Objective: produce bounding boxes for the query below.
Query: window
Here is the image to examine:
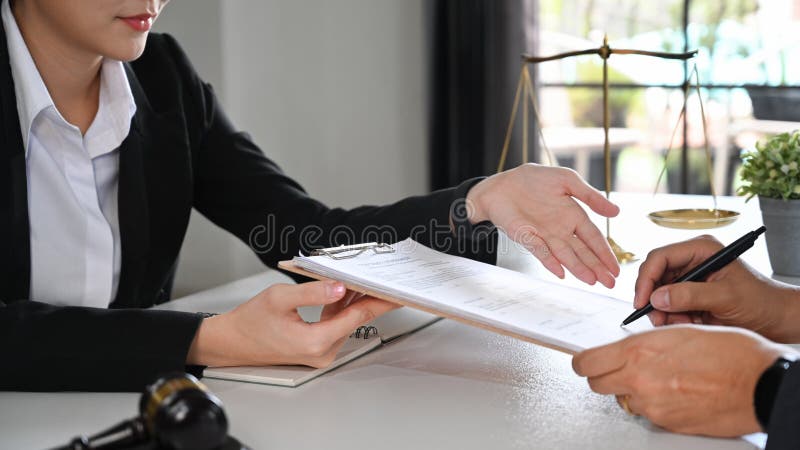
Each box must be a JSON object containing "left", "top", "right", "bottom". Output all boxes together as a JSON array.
[{"left": 535, "top": 0, "right": 800, "bottom": 195}]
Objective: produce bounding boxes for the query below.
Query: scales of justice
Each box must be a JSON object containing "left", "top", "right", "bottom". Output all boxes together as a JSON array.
[{"left": 497, "top": 36, "right": 740, "bottom": 264}]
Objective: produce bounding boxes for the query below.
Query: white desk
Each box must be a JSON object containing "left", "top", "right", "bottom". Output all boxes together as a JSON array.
[{"left": 1, "top": 193, "right": 780, "bottom": 450}]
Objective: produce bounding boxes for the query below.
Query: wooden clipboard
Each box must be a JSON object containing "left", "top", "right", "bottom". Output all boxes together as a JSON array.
[{"left": 278, "top": 259, "right": 579, "bottom": 356}]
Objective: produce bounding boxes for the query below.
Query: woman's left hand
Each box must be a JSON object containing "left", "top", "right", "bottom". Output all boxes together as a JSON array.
[
  {"left": 467, "top": 164, "right": 620, "bottom": 288},
  {"left": 572, "top": 325, "right": 795, "bottom": 437}
]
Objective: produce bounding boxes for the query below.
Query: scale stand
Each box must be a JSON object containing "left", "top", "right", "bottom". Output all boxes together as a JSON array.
[{"left": 498, "top": 36, "right": 737, "bottom": 263}]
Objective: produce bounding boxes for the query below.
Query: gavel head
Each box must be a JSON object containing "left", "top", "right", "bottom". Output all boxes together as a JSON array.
[{"left": 139, "top": 373, "right": 228, "bottom": 450}]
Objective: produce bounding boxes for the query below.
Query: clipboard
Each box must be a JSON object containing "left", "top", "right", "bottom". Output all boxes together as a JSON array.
[{"left": 279, "top": 242, "right": 641, "bottom": 356}]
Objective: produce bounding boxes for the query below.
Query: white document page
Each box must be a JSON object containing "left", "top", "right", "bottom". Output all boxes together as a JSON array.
[{"left": 295, "top": 239, "right": 651, "bottom": 353}]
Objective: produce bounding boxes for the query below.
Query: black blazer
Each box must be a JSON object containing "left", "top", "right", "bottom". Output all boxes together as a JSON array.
[{"left": 0, "top": 22, "right": 495, "bottom": 390}]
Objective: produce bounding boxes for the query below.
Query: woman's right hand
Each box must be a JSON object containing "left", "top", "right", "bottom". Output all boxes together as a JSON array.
[
  {"left": 187, "top": 281, "right": 398, "bottom": 367},
  {"left": 634, "top": 235, "right": 800, "bottom": 342}
]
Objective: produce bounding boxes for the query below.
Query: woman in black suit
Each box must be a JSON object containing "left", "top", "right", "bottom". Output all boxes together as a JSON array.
[{"left": 0, "top": 0, "right": 621, "bottom": 391}]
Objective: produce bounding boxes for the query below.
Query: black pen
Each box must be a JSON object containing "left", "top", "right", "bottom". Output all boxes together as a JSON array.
[{"left": 621, "top": 226, "right": 767, "bottom": 326}]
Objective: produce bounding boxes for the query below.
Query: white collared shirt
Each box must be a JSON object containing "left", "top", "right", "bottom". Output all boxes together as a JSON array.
[{"left": 2, "top": 0, "right": 136, "bottom": 308}]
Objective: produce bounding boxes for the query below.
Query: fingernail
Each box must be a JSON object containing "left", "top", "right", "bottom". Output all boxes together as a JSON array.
[
  {"left": 651, "top": 289, "right": 670, "bottom": 310},
  {"left": 326, "top": 281, "right": 345, "bottom": 298}
]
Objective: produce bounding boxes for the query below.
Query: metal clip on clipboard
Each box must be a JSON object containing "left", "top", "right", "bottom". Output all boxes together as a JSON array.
[{"left": 310, "top": 242, "right": 395, "bottom": 260}]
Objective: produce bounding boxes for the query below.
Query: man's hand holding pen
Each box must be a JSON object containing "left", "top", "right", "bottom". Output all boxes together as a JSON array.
[
  {"left": 573, "top": 234, "right": 800, "bottom": 437},
  {"left": 632, "top": 234, "right": 800, "bottom": 341}
]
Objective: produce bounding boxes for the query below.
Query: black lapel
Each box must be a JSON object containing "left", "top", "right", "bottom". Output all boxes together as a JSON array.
[
  {"left": 0, "top": 0, "right": 31, "bottom": 302},
  {"left": 112, "top": 62, "right": 193, "bottom": 309},
  {"left": 112, "top": 75, "right": 151, "bottom": 308}
]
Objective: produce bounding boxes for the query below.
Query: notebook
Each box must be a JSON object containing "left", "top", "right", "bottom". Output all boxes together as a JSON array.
[
  {"left": 204, "top": 307, "right": 440, "bottom": 387},
  {"left": 279, "top": 239, "right": 651, "bottom": 355}
]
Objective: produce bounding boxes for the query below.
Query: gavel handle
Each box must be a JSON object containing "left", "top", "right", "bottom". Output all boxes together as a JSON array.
[{"left": 52, "top": 418, "right": 149, "bottom": 450}]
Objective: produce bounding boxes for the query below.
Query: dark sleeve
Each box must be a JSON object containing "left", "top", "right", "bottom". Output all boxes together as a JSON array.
[
  {"left": 765, "top": 362, "right": 800, "bottom": 449},
  {"left": 0, "top": 300, "right": 203, "bottom": 392},
  {"left": 156, "top": 34, "right": 497, "bottom": 270}
]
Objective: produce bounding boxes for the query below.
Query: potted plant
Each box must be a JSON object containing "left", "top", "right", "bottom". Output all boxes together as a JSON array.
[{"left": 738, "top": 130, "right": 800, "bottom": 276}]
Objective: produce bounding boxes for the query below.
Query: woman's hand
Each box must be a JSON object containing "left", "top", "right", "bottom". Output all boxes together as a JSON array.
[
  {"left": 187, "top": 281, "right": 399, "bottom": 367},
  {"left": 467, "top": 164, "right": 620, "bottom": 288},
  {"left": 573, "top": 325, "right": 795, "bottom": 437},
  {"left": 634, "top": 235, "right": 800, "bottom": 342}
]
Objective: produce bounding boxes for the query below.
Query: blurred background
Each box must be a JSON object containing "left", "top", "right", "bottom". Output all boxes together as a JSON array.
[{"left": 156, "top": 0, "right": 800, "bottom": 296}]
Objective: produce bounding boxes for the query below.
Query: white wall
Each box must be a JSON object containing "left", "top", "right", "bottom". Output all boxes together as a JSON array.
[{"left": 155, "top": 0, "right": 429, "bottom": 296}]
